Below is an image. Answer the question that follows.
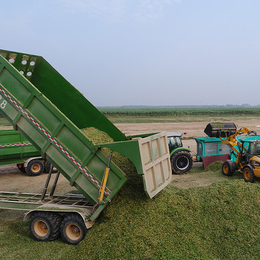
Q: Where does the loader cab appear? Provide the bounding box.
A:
[249,141,260,156]
[240,139,260,163]
[167,132,183,153]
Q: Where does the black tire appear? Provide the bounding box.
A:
[171,150,193,174]
[60,214,87,245]
[25,160,44,176]
[44,161,58,173]
[29,212,62,242]
[243,166,255,183]
[17,163,26,173]
[222,160,236,176]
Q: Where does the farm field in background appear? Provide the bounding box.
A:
[2,107,260,124]
[100,107,260,124]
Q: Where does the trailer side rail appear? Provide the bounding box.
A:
[0,191,93,211]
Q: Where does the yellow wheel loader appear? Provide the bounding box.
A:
[204,123,260,182]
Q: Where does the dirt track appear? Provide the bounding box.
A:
[1,119,260,192]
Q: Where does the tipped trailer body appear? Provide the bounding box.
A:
[0,49,171,244]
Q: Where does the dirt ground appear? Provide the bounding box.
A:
[1,119,260,193]
[115,120,260,154]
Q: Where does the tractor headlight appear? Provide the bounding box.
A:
[252,161,260,166]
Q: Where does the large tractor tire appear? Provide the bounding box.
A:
[222,160,236,176]
[60,214,87,245]
[29,212,61,242]
[25,160,44,176]
[243,166,255,183]
[171,150,193,174]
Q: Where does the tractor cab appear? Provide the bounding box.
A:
[166,132,193,174]
[167,132,183,154]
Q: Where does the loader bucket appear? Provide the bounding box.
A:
[204,123,237,138]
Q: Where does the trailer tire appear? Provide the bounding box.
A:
[26,160,44,176]
[60,214,87,245]
[29,212,62,242]
[243,166,255,183]
[171,151,193,174]
[222,160,235,176]
[44,161,58,174]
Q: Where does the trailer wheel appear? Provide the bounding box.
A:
[60,214,87,245]
[243,167,255,183]
[29,212,61,242]
[171,151,193,174]
[26,160,44,176]
[222,160,235,176]
[44,161,58,173]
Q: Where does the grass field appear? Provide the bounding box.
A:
[1,110,260,259]
[1,164,260,260]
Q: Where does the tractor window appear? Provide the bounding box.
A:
[167,137,183,153]
[218,143,231,154]
[175,137,182,147]
[250,143,260,156]
[204,143,217,155]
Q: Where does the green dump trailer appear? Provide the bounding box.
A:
[0,129,56,175]
[0,49,172,244]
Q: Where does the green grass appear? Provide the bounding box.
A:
[1,112,260,125]
[1,163,260,259]
[99,107,260,117]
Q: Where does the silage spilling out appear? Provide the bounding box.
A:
[80,127,143,192]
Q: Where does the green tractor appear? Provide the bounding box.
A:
[167,132,193,174]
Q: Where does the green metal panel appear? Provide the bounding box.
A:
[0,49,126,142]
[0,52,128,211]
[0,50,172,220]
[0,129,41,164]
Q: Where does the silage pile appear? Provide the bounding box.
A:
[73,128,260,258]
[204,160,223,172]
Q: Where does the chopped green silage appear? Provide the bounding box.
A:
[2,180,260,259]
[81,127,114,145]
[204,160,224,172]
[2,129,260,259]
[80,127,140,181]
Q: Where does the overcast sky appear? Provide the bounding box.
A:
[1,0,260,107]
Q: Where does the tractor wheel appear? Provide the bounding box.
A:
[222,160,236,176]
[44,161,58,173]
[171,151,193,174]
[243,167,255,183]
[17,163,26,173]
[29,212,61,242]
[25,160,44,176]
[60,214,87,245]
